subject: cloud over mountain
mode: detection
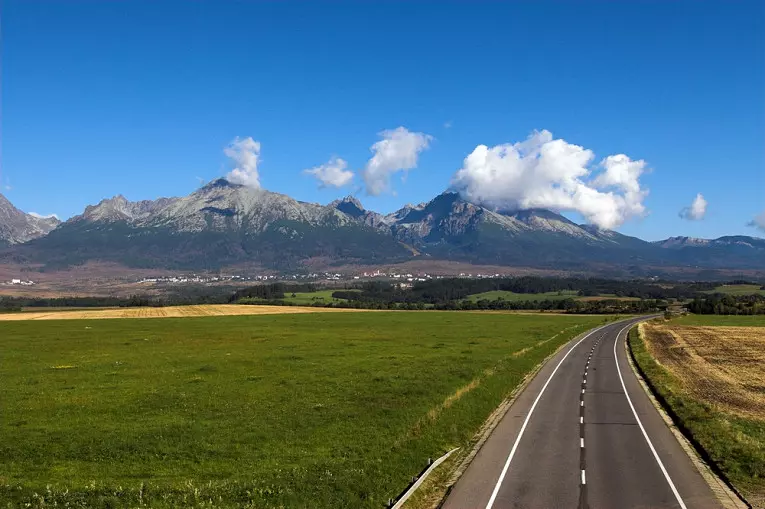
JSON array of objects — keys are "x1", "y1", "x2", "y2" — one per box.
[
  {"x1": 225, "y1": 137, "x2": 261, "y2": 189},
  {"x1": 450, "y1": 130, "x2": 649, "y2": 230},
  {"x1": 304, "y1": 157, "x2": 354, "y2": 188},
  {"x1": 362, "y1": 127, "x2": 432, "y2": 196},
  {"x1": 679, "y1": 193, "x2": 707, "y2": 221},
  {"x1": 749, "y1": 211, "x2": 765, "y2": 232}
]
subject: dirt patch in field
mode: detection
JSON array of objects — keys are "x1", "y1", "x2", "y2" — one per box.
[
  {"x1": 641, "y1": 322, "x2": 765, "y2": 420},
  {"x1": 0, "y1": 304, "x2": 362, "y2": 321}
]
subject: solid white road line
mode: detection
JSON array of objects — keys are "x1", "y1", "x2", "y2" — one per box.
[
  {"x1": 483, "y1": 323, "x2": 610, "y2": 509},
  {"x1": 581, "y1": 470, "x2": 586, "y2": 485},
  {"x1": 613, "y1": 323, "x2": 688, "y2": 509}
]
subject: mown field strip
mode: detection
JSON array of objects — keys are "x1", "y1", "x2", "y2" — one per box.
[
  {"x1": 0, "y1": 304, "x2": 360, "y2": 320},
  {"x1": 635, "y1": 318, "x2": 765, "y2": 506}
]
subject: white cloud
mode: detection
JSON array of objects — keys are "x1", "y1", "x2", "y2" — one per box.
[
  {"x1": 362, "y1": 127, "x2": 433, "y2": 196},
  {"x1": 29, "y1": 212, "x2": 59, "y2": 220},
  {"x1": 749, "y1": 211, "x2": 765, "y2": 232},
  {"x1": 450, "y1": 129, "x2": 649, "y2": 230},
  {"x1": 224, "y1": 136, "x2": 261, "y2": 189},
  {"x1": 444, "y1": 121, "x2": 453, "y2": 129},
  {"x1": 304, "y1": 157, "x2": 354, "y2": 188},
  {"x1": 678, "y1": 193, "x2": 707, "y2": 220}
]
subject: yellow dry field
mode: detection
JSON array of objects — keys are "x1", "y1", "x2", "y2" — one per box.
[
  {"x1": 0, "y1": 304, "x2": 361, "y2": 321},
  {"x1": 641, "y1": 322, "x2": 765, "y2": 419}
]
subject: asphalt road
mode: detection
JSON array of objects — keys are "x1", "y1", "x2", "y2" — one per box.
[{"x1": 442, "y1": 318, "x2": 723, "y2": 509}]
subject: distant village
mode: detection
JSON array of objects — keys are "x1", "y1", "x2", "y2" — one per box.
[
  {"x1": 134, "y1": 270, "x2": 510, "y2": 288},
  {"x1": 1, "y1": 270, "x2": 512, "y2": 291},
  {"x1": 2, "y1": 279, "x2": 36, "y2": 286}
]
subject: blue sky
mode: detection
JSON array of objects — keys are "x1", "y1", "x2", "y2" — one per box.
[{"x1": 2, "y1": 1, "x2": 763, "y2": 240}]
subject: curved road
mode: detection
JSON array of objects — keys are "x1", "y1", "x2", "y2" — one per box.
[{"x1": 442, "y1": 318, "x2": 722, "y2": 509}]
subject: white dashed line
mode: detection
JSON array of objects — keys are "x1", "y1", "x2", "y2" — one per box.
[
  {"x1": 581, "y1": 470, "x2": 586, "y2": 485},
  {"x1": 580, "y1": 400, "x2": 584, "y2": 407},
  {"x1": 483, "y1": 323, "x2": 611, "y2": 509},
  {"x1": 580, "y1": 438, "x2": 584, "y2": 448},
  {"x1": 580, "y1": 416, "x2": 583, "y2": 424}
]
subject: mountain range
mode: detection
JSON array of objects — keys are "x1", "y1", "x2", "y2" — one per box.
[{"x1": 2, "y1": 180, "x2": 764, "y2": 275}]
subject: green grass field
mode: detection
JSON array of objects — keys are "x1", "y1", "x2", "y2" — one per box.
[
  {"x1": 671, "y1": 314, "x2": 765, "y2": 326},
  {"x1": 280, "y1": 289, "x2": 357, "y2": 305},
  {"x1": 703, "y1": 284, "x2": 765, "y2": 296},
  {"x1": 0, "y1": 312, "x2": 612, "y2": 508},
  {"x1": 463, "y1": 290, "x2": 579, "y2": 302}
]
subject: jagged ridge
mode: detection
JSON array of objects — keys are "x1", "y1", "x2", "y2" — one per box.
[
  {"x1": 0, "y1": 193, "x2": 60, "y2": 246},
  {"x1": 1, "y1": 182, "x2": 764, "y2": 272}
]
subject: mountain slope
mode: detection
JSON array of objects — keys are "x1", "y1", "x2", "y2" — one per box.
[
  {"x1": 0, "y1": 193, "x2": 60, "y2": 246},
  {"x1": 3, "y1": 184, "x2": 764, "y2": 273},
  {"x1": 15, "y1": 180, "x2": 411, "y2": 270},
  {"x1": 652, "y1": 235, "x2": 765, "y2": 270},
  {"x1": 387, "y1": 192, "x2": 657, "y2": 268}
]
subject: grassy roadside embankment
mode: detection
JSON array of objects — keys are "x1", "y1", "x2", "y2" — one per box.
[{"x1": 630, "y1": 319, "x2": 765, "y2": 507}]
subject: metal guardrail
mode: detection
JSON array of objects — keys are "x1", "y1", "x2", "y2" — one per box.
[{"x1": 387, "y1": 448, "x2": 460, "y2": 508}]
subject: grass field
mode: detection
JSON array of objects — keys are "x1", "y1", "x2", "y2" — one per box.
[
  {"x1": 0, "y1": 312, "x2": 612, "y2": 508},
  {"x1": 576, "y1": 294, "x2": 641, "y2": 302},
  {"x1": 670, "y1": 314, "x2": 765, "y2": 327},
  {"x1": 463, "y1": 290, "x2": 579, "y2": 302},
  {"x1": 281, "y1": 289, "x2": 358, "y2": 305},
  {"x1": 463, "y1": 290, "x2": 640, "y2": 303},
  {"x1": 703, "y1": 284, "x2": 765, "y2": 296},
  {"x1": 633, "y1": 318, "x2": 765, "y2": 505}
]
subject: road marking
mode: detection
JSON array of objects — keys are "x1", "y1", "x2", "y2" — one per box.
[
  {"x1": 580, "y1": 416, "x2": 583, "y2": 423},
  {"x1": 483, "y1": 323, "x2": 610, "y2": 509},
  {"x1": 613, "y1": 323, "x2": 688, "y2": 509},
  {"x1": 580, "y1": 400, "x2": 584, "y2": 407},
  {"x1": 582, "y1": 388, "x2": 585, "y2": 394},
  {"x1": 581, "y1": 470, "x2": 586, "y2": 485},
  {"x1": 581, "y1": 438, "x2": 584, "y2": 448}
]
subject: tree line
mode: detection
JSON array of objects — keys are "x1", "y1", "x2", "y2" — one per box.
[
  {"x1": 235, "y1": 295, "x2": 665, "y2": 314},
  {"x1": 687, "y1": 294, "x2": 765, "y2": 315},
  {"x1": 228, "y1": 283, "x2": 317, "y2": 302},
  {"x1": 327, "y1": 277, "x2": 724, "y2": 305}
]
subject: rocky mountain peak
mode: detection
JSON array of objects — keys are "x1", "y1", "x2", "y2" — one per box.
[
  {"x1": 330, "y1": 195, "x2": 366, "y2": 218},
  {"x1": 0, "y1": 193, "x2": 61, "y2": 245},
  {"x1": 200, "y1": 178, "x2": 242, "y2": 192}
]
